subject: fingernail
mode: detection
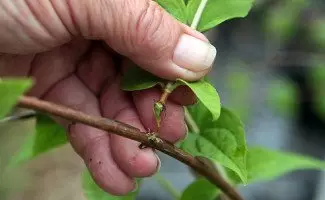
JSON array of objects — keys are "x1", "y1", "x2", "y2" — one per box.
[
  {"x1": 155, "y1": 153, "x2": 161, "y2": 173},
  {"x1": 173, "y1": 34, "x2": 217, "y2": 72},
  {"x1": 177, "y1": 123, "x2": 188, "y2": 143},
  {"x1": 184, "y1": 123, "x2": 189, "y2": 138},
  {"x1": 131, "y1": 180, "x2": 139, "y2": 193}
]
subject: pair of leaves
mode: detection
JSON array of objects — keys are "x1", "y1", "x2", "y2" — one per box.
[
  {"x1": 122, "y1": 0, "x2": 256, "y2": 120},
  {"x1": 181, "y1": 102, "x2": 247, "y2": 183},
  {"x1": 180, "y1": 147, "x2": 325, "y2": 200},
  {"x1": 82, "y1": 170, "x2": 140, "y2": 200},
  {"x1": 122, "y1": 67, "x2": 221, "y2": 120},
  {"x1": 156, "y1": 0, "x2": 254, "y2": 31},
  {"x1": 0, "y1": 79, "x2": 32, "y2": 119}
]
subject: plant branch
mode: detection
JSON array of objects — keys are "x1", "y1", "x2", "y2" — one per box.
[
  {"x1": 191, "y1": 0, "x2": 209, "y2": 29},
  {"x1": 184, "y1": 107, "x2": 200, "y2": 134},
  {"x1": 156, "y1": 0, "x2": 209, "y2": 127},
  {"x1": 18, "y1": 96, "x2": 243, "y2": 200}
]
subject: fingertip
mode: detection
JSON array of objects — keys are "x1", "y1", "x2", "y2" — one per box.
[
  {"x1": 83, "y1": 136, "x2": 136, "y2": 195},
  {"x1": 110, "y1": 137, "x2": 159, "y2": 178}
]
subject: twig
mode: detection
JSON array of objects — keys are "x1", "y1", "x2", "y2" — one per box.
[
  {"x1": 184, "y1": 107, "x2": 200, "y2": 134},
  {"x1": 0, "y1": 110, "x2": 35, "y2": 123},
  {"x1": 18, "y1": 96, "x2": 243, "y2": 200}
]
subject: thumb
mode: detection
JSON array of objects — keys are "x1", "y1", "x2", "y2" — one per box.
[{"x1": 74, "y1": 0, "x2": 217, "y2": 81}]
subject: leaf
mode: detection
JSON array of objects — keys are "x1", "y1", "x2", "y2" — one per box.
[
  {"x1": 0, "y1": 78, "x2": 33, "y2": 119},
  {"x1": 82, "y1": 170, "x2": 140, "y2": 200},
  {"x1": 121, "y1": 71, "x2": 221, "y2": 121},
  {"x1": 181, "y1": 105, "x2": 247, "y2": 183},
  {"x1": 187, "y1": 0, "x2": 254, "y2": 32},
  {"x1": 246, "y1": 147, "x2": 325, "y2": 183},
  {"x1": 180, "y1": 178, "x2": 220, "y2": 200},
  {"x1": 9, "y1": 114, "x2": 68, "y2": 166},
  {"x1": 177, "y1": 79, "x2": 221, "y2": 120},
  {"x1": 121, "y1": 66, "x2": 163, "y2": 91},
  {"x1": 155, "y1": 0, "x2": 187, "y2": 23},
  {"x1": 179, "y1": 132, "x2": 202, "y2": 155}
]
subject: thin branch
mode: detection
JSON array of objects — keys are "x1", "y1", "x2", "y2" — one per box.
[
  {"x1": 184, "y1": 107, "x2": 200, "y2": 134},
  {"x1": 190, "y1": 0, "x2": 209, "y2": 29},
  {"x1": 18, "y1": 96, "x2": 243, "y2": 200}
]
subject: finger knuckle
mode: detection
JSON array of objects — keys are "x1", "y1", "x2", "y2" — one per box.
[{"x1": 129, "y1": 1, "x2": 178, "y2": 59}]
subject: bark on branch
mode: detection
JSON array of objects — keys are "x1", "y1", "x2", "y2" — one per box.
[{"x1": 18, "y1": 96, "x2": 243, "y2": 200}]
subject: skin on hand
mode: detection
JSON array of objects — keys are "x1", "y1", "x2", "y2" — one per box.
[{"x1": 0, "y1": 0, "x2": 216, "y2": 195}]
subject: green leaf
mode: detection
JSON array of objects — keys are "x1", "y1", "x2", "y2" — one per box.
[
  {"x1": 181, "y1": 105, "x2": 247, "y2": 183},
  {"x1": 121, "y1": 66, "x2": 163, "y2": 91},
  {"x1": 82, "y1": 170, "x2": 140, "y2": 200},
  {"x1": 246, "y1": 147, "x2": 325, "y2": 183},
  {"x1": 9, "y1": 114, "x2": 68, "y2": 166},
  {"x1": 155, "y1": 0, "x2": 187, "y2": 23},
  {"x1": 177, "y1": 79, "x2": 221, "y2": 121},
  {"x1": 179, "y1": 132, "x2": 202, "y2": 155},
  {"x1": 187, "y1": 0, "x2": 254, "y2": 32},
  {"x1": 0, "y1": 78, "x2": 33, "y2": 119},
  {"x1": 180, "y1": 178, "x2": 220, "y2": 200}
]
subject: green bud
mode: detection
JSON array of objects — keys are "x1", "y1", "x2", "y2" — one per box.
[{"x1": 153, "y1": 102, "x2": 165, "y2": 129}]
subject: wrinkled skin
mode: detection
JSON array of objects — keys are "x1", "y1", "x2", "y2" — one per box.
[{"x1": 0, "y1": 0, "x2": 213, "y2": 195}]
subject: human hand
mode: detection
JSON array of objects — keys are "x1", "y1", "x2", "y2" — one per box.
[{"x1": 0, "y1": 0, "x2": 216, "y2": 195}]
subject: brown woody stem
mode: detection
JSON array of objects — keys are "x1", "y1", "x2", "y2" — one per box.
[{"x1": 18, "y1": 96, "x2": 243, "y2": 200}]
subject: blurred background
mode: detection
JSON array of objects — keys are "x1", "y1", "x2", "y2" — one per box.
[{"x1": 1, "y1": 0, "x2": 325, "y2": 199}]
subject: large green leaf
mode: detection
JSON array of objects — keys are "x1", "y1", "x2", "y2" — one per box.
[
  {"x1": 181, "y1": 104, "x2": 247, "y2": 183},
  {"x1": 82, "y1": 170, "x2": 139, "y2": 200},
  {"x1": 187, "y1": 0, "x2": 254, "y2": 32},
  {"x1": 180, "y1": 178, "x2": 220, "y2": 200},
  {"x1": 177, "y1": 79, "x2": 221, "y2": 121},
  {"x1": 9, "y1": 114, "x2": 68, "y2": 166},
  {"x1": 155, "y1": 0, "x2": 187, "y2": 23},
  {"x1": 121, "y1": 66, "x2": 163, "y2": 91},
  {"x1": 0, "y1": 78, "x2": 33, "y2": 119},
  {"x1": 246, "y1": 147, "x2": 325, "y2": 183}
]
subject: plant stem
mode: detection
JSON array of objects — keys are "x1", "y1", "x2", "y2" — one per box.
[
  {"x1": 155, "y1": 82, "x2": 180, "y2": 129},
  {"x1": 18, "y1": 96, "x2": 243, "y2": 200},
  {"x1": 184, "y1": 107, "x2": 200, "y2": 134},
  {"x1": 190, "y1": 0, "x2": 209, "y2": 29},
  {"x1": 159, "y1": 82, "x2": 179, "y2": 105},
  {"x1": 154, "y1": 173, "x2": 180, "y2": 199},
  {"x1": 156, "y1": 0, "x2": 210, "y2": 123}
]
